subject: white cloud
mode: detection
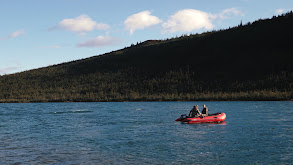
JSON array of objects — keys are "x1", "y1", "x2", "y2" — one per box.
[
  {"x1": 77, "y1": 35, "x2": 122, "y2": 48},
  {"x1": 213, "y1": 8, "x2": 244, "y2": 19},
  {"x1": 275, "y1": 9, "x2": 286, "y2": 15},
  {"x1": 0, "y1": 66, "x2": 20, "y2": 75},
  {"x1": 52, "y1": 15, "x2": 109, "y2": 34},
  {"x1": 0, "y1": 30, "x2": 25, "y2": 40},
  {"x1": 162, "y1": 9, "x2": 213, "y2": 33},
  {"x1": 10, "y1": 30, "x2": 25, "y2": 37},
  {"x1": 162, "y1": 8, "x2": 243, "y2": 33},
  {"x1": 124, "y1": 10, "x2": 162, "y2": 34}
]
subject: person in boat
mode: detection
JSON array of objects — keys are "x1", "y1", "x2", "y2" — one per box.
[
  {"x1": 189, "y1": 105, "x2": 202, "y2": 117},
  {"x1": 202, "y1": 104, "x2": 208, "y2": 116}
]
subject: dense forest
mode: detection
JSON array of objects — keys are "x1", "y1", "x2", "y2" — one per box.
[{"x1": 0, "y1": 12, "x2": 293, "y2": 102}]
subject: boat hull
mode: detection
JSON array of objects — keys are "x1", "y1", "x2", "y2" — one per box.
[{"x1": 175, "y1": 113, "x2": 226, "y2": 124}]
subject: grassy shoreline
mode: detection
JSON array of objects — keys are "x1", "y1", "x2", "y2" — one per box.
[{"x1": 1, "y1": 91, "x2": 292, "y2": 103}]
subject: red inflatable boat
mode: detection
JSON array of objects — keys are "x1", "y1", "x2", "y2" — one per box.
[{"x1": 175, "y1": 113, "x2": 226, "y2": 124}]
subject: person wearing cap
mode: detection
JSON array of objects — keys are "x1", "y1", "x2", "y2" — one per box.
[
  {"x1": 189, "y1": 105, "x2": 201, "y2": 117},
  {"x1": 202, "y1": 104, "x2": 208, "y2": 116}
]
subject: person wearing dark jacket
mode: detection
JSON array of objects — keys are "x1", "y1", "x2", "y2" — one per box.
[
  {"x1": 189, "y1": 105, "x2": 201, "y2": 117},
  {"x1": 202, "y1": 104, "x2": 208, "y2": 116}
]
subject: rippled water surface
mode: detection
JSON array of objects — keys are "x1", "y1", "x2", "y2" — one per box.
[{"x1": 1, "y1": 101, "x2": 293, "y2": 164}]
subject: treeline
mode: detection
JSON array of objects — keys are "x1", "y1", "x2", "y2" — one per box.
[
  {"x1": 0, "y1": 12, "x2": 293, "y2": 102},
  {"x1": 0, "y1": 66, "x2": 292, "y2": 102}
]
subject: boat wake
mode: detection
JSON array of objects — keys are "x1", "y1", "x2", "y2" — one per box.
[{"x1": 51, "y1": 109, "x2": 93, "y2": 114}]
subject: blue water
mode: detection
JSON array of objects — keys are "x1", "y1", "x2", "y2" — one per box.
[{"x1": 0, "y1": 102, "x2": 293, "y2": 164}]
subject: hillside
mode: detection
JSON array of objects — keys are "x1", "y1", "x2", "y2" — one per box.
[{"x1": 1, "y1": 12, "x2": 293, "y2": 102}]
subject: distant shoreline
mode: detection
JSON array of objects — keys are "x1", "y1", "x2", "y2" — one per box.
[{"x1": 1, "y1": 98, "x2": 292, "y2": 103}]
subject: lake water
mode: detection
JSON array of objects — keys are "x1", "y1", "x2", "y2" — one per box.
[{"x1": 0, "y1": 101, "x2": 292, "y2": 164}]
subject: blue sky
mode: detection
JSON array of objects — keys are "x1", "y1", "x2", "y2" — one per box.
[{"x1": 0, "y1": 0, "x2": 292, "y2": 75}]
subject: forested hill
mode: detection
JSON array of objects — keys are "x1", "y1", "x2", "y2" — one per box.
[{"x1": 1, "y1": 12, "x2": 293, "y2": 102}]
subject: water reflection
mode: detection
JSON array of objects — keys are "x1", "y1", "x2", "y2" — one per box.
[{"x1": 186, "y1": 121, "x2": 227, "y2": 125}]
